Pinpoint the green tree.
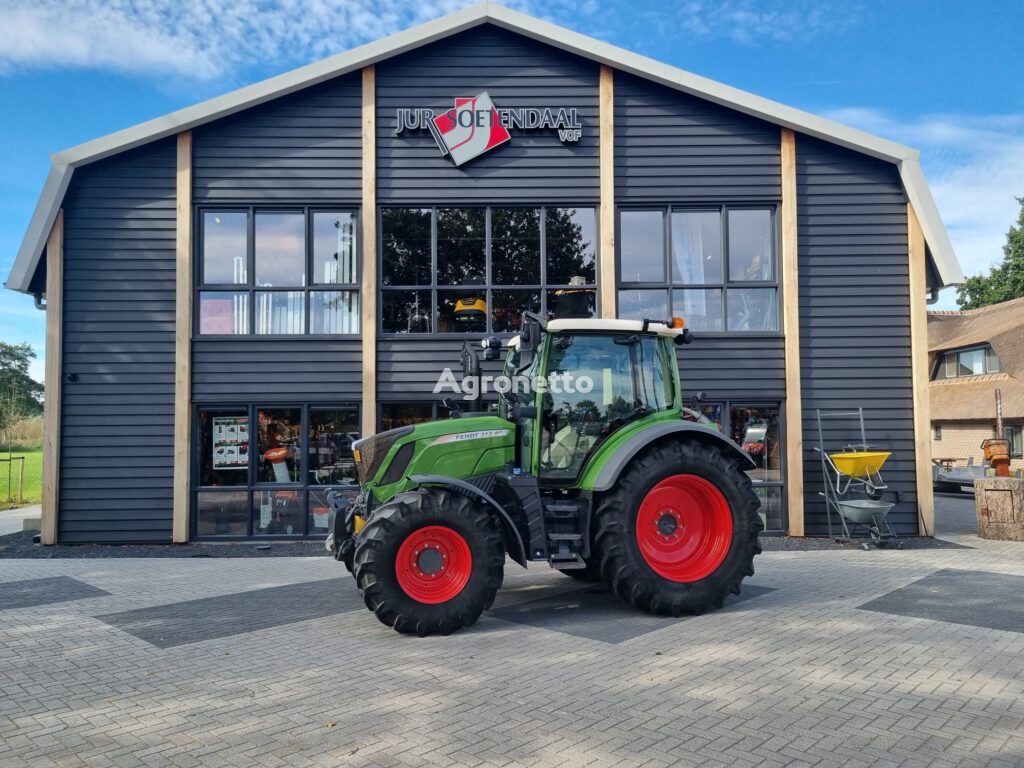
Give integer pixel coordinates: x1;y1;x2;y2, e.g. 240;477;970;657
0;343;44;418
956;197;1024;310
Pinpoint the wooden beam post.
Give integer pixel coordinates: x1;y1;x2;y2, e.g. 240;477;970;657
907;203;934;536
598;65;616;319
780;129;805;536
361;65;378;437
41;209;64;546
172;131;193;543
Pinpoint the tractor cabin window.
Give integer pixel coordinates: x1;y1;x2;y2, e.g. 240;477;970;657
197;208;360;336
617;207;778;333
380;206;597;335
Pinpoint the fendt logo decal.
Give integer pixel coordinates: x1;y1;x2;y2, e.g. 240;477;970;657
430;430;510;447
395;93;583;166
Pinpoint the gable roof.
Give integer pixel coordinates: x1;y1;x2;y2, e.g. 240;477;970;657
4;1;963;294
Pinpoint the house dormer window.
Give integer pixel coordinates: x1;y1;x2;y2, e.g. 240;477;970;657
939;345;1003;379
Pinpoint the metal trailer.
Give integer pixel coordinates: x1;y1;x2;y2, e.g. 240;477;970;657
814;408;902;550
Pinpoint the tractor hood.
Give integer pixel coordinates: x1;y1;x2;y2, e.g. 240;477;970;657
358;414;516;502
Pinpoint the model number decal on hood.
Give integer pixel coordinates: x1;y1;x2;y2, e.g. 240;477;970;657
430;429;510;446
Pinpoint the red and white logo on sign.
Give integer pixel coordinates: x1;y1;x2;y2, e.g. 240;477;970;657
431;92;511;166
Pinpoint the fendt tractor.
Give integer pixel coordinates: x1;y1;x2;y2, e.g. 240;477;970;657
327;313;762;635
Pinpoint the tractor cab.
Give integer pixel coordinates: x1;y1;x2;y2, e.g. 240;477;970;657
499;314;691;484
328;313;761;636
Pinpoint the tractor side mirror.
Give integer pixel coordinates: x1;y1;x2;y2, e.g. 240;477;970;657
518;312;544;366
460;341;482;379
481;335;502;361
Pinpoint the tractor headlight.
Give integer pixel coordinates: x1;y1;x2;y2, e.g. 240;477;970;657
352;426;414;485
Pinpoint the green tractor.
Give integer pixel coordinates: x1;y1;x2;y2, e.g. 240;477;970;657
327;314;762;635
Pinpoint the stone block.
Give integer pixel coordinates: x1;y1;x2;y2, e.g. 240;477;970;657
975;477;1024;541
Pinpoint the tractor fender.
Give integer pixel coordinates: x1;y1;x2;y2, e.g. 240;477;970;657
408;474;528;567
590;422;756;492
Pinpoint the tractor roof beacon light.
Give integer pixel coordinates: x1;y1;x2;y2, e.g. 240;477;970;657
331;310;762;637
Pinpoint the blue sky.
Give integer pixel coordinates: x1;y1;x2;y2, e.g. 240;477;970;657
2;0;1022;382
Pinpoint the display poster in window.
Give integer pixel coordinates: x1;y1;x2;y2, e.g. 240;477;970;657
212;416;249;470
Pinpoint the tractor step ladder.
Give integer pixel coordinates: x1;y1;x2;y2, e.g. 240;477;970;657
543;499;588;569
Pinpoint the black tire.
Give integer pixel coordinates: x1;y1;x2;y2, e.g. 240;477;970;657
559;555;603;582
593;439;762;616
353;488;505;636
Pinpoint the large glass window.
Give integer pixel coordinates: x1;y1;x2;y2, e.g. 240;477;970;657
380;206;598;335
198;409;250;487
308;408;359;486
202;211;248;284
198;208;359;336
196;491;249;537
255;212;305;286
618;206;778;332
619;210;664;283
257;408;302;483
697;401;785;531
194;404;360;538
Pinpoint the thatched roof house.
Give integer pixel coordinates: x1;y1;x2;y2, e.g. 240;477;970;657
928;297;1024;421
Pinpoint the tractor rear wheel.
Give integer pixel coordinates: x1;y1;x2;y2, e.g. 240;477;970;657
352;488;505;636
594;439;761;616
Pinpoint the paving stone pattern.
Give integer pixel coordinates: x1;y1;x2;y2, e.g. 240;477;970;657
0;576;109;611
98;578;361;648
492;582;776;643
858;568;1024;634
0;496;1022;767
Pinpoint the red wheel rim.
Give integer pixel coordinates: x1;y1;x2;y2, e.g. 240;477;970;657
635;474;733;582
395;525;472;604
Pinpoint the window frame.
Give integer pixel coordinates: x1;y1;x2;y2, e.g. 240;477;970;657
1007;425;1022;459
378;205;599;336
191;402;361;539
936;344;1003;379
195;206;361;339
615;204;781;336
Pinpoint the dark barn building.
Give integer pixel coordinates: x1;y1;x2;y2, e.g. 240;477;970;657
5;4;962;544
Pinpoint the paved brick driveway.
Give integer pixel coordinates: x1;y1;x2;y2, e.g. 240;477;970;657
1;496;1022;768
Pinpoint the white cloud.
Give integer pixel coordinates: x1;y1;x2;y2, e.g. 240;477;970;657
0;0;850;81
670;0;861;45
0;0;496;80
824;108;1024;309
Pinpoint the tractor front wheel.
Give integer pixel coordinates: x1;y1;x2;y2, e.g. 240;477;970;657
594;440;761;616
352;488;505;636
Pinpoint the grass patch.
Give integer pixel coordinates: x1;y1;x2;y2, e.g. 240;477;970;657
1;451;42;509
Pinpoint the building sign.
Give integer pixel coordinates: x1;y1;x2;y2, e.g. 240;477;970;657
395;91;583;166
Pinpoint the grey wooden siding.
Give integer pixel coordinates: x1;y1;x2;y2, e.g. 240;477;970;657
376;27;599;203
59;139;177;543
192;74;361;202
796;135;917;535
192;339;362;402
377;338;504;400
678;337;787;402
614;73;781;202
